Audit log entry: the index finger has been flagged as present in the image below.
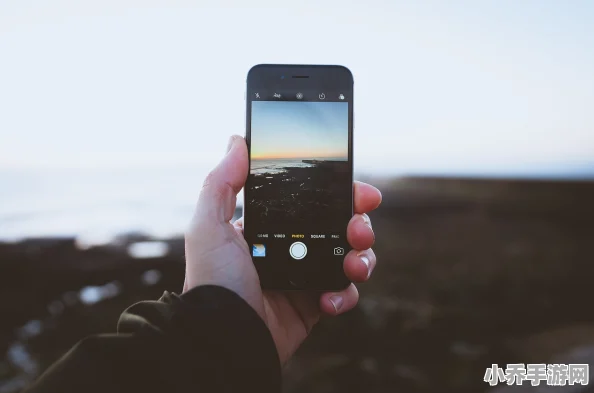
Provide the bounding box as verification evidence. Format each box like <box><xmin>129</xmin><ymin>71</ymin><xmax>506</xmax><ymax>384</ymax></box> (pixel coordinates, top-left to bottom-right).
<box><xmin>354</xmin><ymin>181</ymin><xmax>382</xmax><ymax>214</ymax></box>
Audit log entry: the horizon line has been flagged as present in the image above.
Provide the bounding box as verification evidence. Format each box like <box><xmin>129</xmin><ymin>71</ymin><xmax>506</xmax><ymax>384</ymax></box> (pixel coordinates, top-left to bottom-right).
<box><xmin>252</xmin><ymin>156</ymin><xmax>348</xmax><ymax>160</ymax></box>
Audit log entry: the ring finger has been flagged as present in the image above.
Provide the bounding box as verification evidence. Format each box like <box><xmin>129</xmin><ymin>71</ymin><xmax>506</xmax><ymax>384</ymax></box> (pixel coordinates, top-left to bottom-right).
<box><xmin>344</xmin><ymin>248</ymin><xmax>376</xmax><ymax>282</ymax></box>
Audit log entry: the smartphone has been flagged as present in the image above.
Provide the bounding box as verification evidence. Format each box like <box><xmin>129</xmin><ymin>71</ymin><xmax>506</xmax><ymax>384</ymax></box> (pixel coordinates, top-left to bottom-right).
<box><xmin>244</xmin><ymin>64</ymin><xmax>354</xmax><ymax>290</ymax></box>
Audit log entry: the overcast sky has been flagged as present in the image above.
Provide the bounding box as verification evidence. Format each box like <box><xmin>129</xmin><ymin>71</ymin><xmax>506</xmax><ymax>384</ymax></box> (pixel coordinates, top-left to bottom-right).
<box><xmin>1</xmin><ymin>0</ymin><xmax>593</xmax><ymax>176</ymax></box>
<box><xmin>251</xmin><ymin>101</ymin><xmax>348</xmax><ymax>160</ymax></box>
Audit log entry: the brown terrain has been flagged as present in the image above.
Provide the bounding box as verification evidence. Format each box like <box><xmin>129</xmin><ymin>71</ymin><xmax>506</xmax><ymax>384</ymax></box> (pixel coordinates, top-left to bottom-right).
<box><xmin>1</xmin><ymin>177</ymin><xmax>594</xmax><ymax>393</ymax></box>
<box><xmin>247</xmin><ymin>160</ymin><xmax>351</xmax><ymax>231</ymax></box>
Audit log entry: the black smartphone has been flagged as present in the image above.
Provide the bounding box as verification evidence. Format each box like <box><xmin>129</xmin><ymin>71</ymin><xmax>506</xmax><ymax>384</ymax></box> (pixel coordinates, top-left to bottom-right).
<box><xmin>244</xmin><ymin>64</ymin><xmax>354</xmax><ymax>290</ymax></box>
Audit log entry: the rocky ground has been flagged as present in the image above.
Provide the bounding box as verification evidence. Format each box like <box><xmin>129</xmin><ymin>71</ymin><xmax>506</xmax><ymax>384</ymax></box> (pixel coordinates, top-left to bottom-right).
<box><xmin>1</xmin><ymin>177</ymin><xmax>594</xmax><ymax>393</ymax></box>
<box><xmin>247</xmin><ymin>161</ymin><xmax>351</xmax><ymax>231</ymax></box>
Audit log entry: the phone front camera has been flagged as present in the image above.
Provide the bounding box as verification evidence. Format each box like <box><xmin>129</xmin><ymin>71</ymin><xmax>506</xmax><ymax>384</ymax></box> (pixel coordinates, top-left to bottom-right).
<box><xmin>281</xmin><ymin>75</ymin><xmax>285</xmax><ymax>79</ymax></box>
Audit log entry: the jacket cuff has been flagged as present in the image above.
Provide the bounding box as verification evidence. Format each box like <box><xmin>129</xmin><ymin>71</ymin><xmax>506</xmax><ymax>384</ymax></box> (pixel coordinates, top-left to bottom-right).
<box><xmin>177</xmin><ymin>285</ymin><xmax>281</xmax><ymax>391</ymax></box>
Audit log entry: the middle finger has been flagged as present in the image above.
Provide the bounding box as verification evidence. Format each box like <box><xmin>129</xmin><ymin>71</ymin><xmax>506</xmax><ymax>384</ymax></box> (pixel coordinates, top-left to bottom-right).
<box><xmin>347</xmin><ymin>213</ymin><xmax>375</xmax><ymax>250</ymax></box>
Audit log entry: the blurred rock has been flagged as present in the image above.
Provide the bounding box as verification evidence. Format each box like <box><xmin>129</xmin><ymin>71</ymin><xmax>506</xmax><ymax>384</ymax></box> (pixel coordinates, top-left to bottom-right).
<box><xmin>2</xmin><ymin>177</ymin><xmax>594</xmax><ymax>393</ymax></box>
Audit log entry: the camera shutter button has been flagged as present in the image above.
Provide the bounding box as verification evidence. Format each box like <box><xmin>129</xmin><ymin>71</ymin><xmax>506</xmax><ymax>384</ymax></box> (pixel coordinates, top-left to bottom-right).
<box><xmin>289</xmin><ymin>242</ymin><xmax>307</xmax><ymax>260</ymax></box>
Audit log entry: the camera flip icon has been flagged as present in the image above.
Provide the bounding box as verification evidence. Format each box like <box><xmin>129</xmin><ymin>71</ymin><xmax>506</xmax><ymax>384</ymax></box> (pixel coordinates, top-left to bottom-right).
<box><xmin>333</xmin><ymin>247</ymin><xmax>344</xmax><ymax>256</ymax></box>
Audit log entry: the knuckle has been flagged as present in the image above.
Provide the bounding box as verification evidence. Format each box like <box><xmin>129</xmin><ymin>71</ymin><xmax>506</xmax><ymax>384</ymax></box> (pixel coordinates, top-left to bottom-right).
<box><xmin>202</xmin><ymin>170</ymin><xmax>217</xmax><ymax>189</ymax></box>
<box><xmin>201</xmin><ymin>171</ymin><xmax>232</xmax><ymax>200</ymax></box>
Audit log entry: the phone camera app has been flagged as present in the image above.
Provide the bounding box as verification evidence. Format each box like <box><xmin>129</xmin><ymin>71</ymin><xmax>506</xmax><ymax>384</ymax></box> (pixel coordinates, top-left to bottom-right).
<box><xmin>248</xmin><ymin>96</ymin><xmax>350</xmax><ymax>266</ymax></box>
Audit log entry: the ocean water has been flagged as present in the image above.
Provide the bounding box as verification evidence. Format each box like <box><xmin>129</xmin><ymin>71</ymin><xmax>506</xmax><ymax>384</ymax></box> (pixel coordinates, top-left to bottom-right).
<box><xmin>0</xmin><ymin>159</ymin><xmax>347</xmax><ymax>240</ymax></box>
<box><xmin>250</xmin><ymin>158</ymin><xmax>343</xmax><ymax>175</ymax></box>
<box><xmin>0</xmin><ymin>167</ymin><xmax>215</xmax><ymax>241</ymax></box>
<box><xmin>2</xmin><ymin>162</ymin><xmax>591</xmax><ymax>241</ymax></box>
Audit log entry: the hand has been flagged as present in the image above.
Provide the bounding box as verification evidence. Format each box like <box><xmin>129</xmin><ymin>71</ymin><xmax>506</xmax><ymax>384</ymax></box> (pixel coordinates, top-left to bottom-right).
<box><xmin>184</xmin><ymin>135</ymin><xmax>381</xmax><ymax>364</ymax></box>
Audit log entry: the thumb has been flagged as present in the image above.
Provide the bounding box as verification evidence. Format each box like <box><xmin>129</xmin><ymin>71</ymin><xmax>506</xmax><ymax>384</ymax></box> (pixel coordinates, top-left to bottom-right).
<box><xmin>194</xmin><ymin>135</ymin><xmax>248</xmax><ymax>226</ymax></box>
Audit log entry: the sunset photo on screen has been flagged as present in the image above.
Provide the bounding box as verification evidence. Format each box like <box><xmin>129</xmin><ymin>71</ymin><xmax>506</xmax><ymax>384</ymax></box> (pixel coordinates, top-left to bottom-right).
<box><xmin>248</xmin><ymin>101</ymin><xmax>351</xmax><ymax>230</ymax></box>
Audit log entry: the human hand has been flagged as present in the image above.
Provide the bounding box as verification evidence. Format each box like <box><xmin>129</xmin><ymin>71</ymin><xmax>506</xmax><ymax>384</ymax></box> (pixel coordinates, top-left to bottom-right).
<box><xmin>184</xmin><ymin>135</ymin><xmax>381</xmax><ymax>364</ymax></box>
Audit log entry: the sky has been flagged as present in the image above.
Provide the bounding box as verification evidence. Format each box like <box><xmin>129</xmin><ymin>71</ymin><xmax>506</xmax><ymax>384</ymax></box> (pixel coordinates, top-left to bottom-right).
<box><xmin>251</xmin><ymin>101</ymin><xmax>348</xmax><ymax>160</ymax></box>
<box><xmin>1</xmin><ymin>0</ymin><xmax>593</xmax><ymax>177</ymax></box>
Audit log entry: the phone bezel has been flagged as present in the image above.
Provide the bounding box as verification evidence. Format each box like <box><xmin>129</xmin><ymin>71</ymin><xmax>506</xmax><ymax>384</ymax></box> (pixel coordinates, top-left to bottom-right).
<box><xmin>244</xmin><ymin>64</ymin><xmax>354</xmax><ymax>291</ymax></box>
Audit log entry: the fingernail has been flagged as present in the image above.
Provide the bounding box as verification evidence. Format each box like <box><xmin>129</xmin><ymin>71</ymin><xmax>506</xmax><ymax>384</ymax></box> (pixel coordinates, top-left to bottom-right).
<box><xmin>362</xmin><ymin>214</ymin><xmax>372</xmax><ymax>228</ymax></box>
<box><xmin>226</xmin><ymin>136</ymin><xmax>236</xmax><ymax>153</ymax></box>
<box><xmin>359</xmin><ymin>254</ymin><xmax>371</xmax><ymax>279</ymax></box>
<box><xmin>329</xmin><ymin>295</ymin><xmax>343</xmax><ymax>313</ymax></box>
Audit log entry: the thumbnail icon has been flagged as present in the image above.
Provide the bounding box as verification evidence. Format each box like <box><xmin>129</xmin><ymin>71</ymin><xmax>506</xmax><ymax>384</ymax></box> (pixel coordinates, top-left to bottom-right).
<box><xmin>333</xmin><ymin>247</ymin><xmax>344</xmax><ymax>256</ymax></box>
<box><xmin>252</xmin><ymin>244</ymin><xmax>266</xmax><ymax>257</ymax></box>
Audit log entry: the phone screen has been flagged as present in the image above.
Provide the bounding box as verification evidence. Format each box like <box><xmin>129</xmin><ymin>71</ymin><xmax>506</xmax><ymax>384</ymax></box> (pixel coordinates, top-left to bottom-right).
<box><xmin>245</xmin><ymin>66</ymin><xmax>353</xmax><ymax>289</ymax></box>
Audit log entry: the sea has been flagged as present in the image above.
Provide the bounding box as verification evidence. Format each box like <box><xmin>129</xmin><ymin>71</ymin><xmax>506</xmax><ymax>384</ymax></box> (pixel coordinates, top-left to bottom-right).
<box><xmin>0</xmin><ymin>167</ymin><xmax>212</xmax><ymax>242</ymax></box>
<box><xmin>2</xmin><ymin>162</ymin><xmax>592</xmax><ymax>242</ymax></box>
<box><xmin>250</xmin><ymin>158</ymin><xmax>345</xmax><ymax>175</ymax></box>
<box><xmin>0</xmin><ymin>159</ymin><xmax>345</xmax><ymax>241</ymax></box>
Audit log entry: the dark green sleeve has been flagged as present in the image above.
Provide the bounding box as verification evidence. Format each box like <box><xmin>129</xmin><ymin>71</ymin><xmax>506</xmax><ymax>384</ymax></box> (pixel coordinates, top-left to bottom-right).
<box><xmin>23</xmin><ymin>285</ymin><xmax>281</xmax><ymax>393</ymax></box>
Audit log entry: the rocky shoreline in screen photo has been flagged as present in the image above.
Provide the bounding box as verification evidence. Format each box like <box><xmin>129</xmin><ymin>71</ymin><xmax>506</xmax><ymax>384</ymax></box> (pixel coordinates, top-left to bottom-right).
<box><xmin>247</xmin><ymin>160</ymin><xmax>351</xmax><ymax>229</ymax></box>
